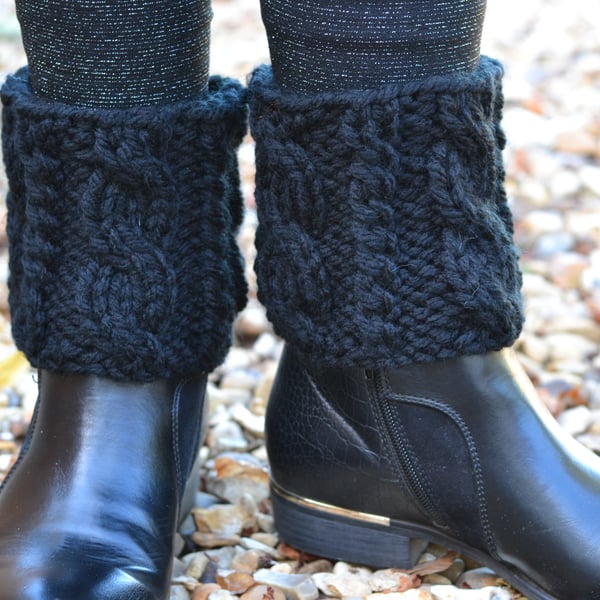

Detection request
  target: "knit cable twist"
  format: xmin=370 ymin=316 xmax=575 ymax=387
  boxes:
xmin=2 ymin=68 xmax=248 ymax=381
xmin=249 ymin=56 xmax=523 ymax=367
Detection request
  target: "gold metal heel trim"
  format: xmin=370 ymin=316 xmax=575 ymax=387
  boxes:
xmin=272 ymin=482 xmax=391 ymax=527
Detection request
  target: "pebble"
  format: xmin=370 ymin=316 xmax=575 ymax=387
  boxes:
xmin=192 ymin=494 xmax=258 ymax=543
xmin=312 ymin=572 xmax=372 ymax=598
xmin=184 ymin=553 xmax=211 ymax=579
xmin=236 ymin=304 xmax=272 ymax=339
xmin=170 ymin=586 xmax=191 ymax=600
xmin=368 ymin=592 xmax=433 ymax=600
xmin=577 ymin=433 xmax=600 ymax=452
xmin=429 ymin=587 xmax=512 ymax=600
xmin=216 ymin=570 xmax=256 ymax=593
xmin=205 ymin=454 xmax=270 ymax=505
xmin=296 ymin=559 xmax=334 ymax=575
xmin=231 ymin=403 xmax=265 ymax=437
xmin=250 ymin=533 xmax=278 ymax=547
xmin=208 ymin=590 xmax=237 ymax=600
xmin=544 ymin=333 xmax=597 ymax=362
xmin=369 ymin=569 xmax=418 ymax=593
xmin=253 ymin=569 xmax=319 ymax=600
xmin=206 ymin=421 xmax=249 ymax=453
xmin=207 ymin=383 xmax=253 ymax=409
xmin=240 ymin=584 xmax=287 ymax=600
xmin=455 ymin=568 xmax=501 ymax=589
xmin=253 ymin=333 xmax=280 ymax=359
xmin=202 ymin=547 xmax=238 ymax=570
xmin=192 ymin=584 xmax=222 ymax=600
xmin=533 ymin=231 xmax=575 ymax=257
xmin=221 ymin=370 xmax=260 ymax=392
xmin=557 ymin=405 xmax=593 ymax=436
xmin=240 ymin=537 xmax=281 ymax=559
xmin=440 ymin=557 xmax=465 ymax=583
xmin=518 ymin=333 xmax=549 ymax=363
xmin=256 ymin=513 xmax=275 ymax=534
xmin=580 ymin=166 xmax=600 ymax=196
xmin=231 ymin=550 xmax=270 ymax=573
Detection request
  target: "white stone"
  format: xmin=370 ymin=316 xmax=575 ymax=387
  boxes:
xmin=231 ymin=403 xmax=265 ymax=436
xmin=183 ymin=552 xmax=210 ymax=579
xmin=522 ymin=210 xmax=563 ymax=233
xmin=545 ymin=333 xmax=597 ymax=362
xmin=550 ymin=169 xmax=581 ymax=197
xmin=369 ymin=569 xmax=417 ymax=593
xmin=257 ymin=512 xmax=275 ymax=533
xmin=240 ymin=537 xmax=281 ymax=559
xmin=534 ymin=232 xmax=575 ymax=257
xmin=580 ymin=165 xmax=600 ymax=197
xmin=253 ymin=569 xmax=319 ymax=600
xmin=236 ymin=304 xmax=271 ymax=338
xmin=253 ymin=332 xmax=279 ymax=358
xmin=518 ymin=333 xmax=549 ymax=363
xmin=205 ymin=454 xmax=270 ymax=505
xmin=544 ymin=316 xmax=600 ymax=342
xmin=207 ymin=382 xmax=252 ymax=409
xmin=222 ymin=347 xmax=257 ymax=372
xmin=521 ymin=273 xmax=562 ymax=298
xmin=208 ymin=590 xmax=237 ymax=600
xmin=557 ymin=405 xmax=593 ymax=436
xmin=332 ymin=562 xmax=372 ymax=583
xmin=250 ymin=532 xmax=278 ymax=547
xmin=170 ymin=586 xmax=191 ymax=600
xmin=430 ymin=586 xmax=512 ymax=600
xmin=192 ymin=494 xmax=257 ymax=539
xmin=202 ymin=546 xmax=238 ymax=570
xmin=583 ymin=380 xmax=600 ymax=409
xmin=221 ymin=370 xmax=260 ymax=392
xmin=311 ymin=572 xmax=372 ymax=598
xmin=206 ymin=421 xmax=249 ymax=452
xmin=368 ymin=591 xmax=433 ymax=600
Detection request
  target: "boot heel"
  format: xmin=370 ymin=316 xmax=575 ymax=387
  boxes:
xmin=271 ymin=484 xmax=426 ymax=569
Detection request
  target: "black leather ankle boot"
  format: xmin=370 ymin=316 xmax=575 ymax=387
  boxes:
xmin=266 ymin=346 xmax=600 ymax=600
xmin=249 ymin=58 xmax=600 ymax=599
xmin=0 ymin=371 xmax=207 ymax=600
xmin=0 ymin=68 xmax=248 ymax=598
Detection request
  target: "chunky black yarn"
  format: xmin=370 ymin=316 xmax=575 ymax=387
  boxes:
xmin=249 ymin=56 xmax=523 ymax=368
xmin=2 ymin=68 xmax=248 ymax=381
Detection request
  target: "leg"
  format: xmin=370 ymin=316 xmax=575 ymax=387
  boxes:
xmin=0 ymin=2 xmax=247 ymax=598
xmin=249 ymin=3 xmax=600 ymax=599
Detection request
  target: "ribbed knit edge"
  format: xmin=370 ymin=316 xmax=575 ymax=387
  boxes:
xmin=248 ymin=56 xmax=524 ymax=368
xmin=2 ymin=67 xmax=248 ymax=381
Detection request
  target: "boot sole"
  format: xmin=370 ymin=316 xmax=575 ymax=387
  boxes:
xmin=271 ymin=482 xmax=558 ymax=600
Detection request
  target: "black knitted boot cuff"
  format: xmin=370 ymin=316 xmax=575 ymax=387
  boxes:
xmin=248 ymin=56 xmax=524 ymax=368
xmin=2 ymin=68 xmax=248 ymax=381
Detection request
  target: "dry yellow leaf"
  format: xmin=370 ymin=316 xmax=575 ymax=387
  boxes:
xmin=0 ymin=351 xmax=29 ymax=389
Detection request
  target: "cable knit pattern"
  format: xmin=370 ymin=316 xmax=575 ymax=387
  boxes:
xmin=249 ymin=56 xmax=523 ymax=367
xmin=2 ymin=68 xmax=248 ymax=381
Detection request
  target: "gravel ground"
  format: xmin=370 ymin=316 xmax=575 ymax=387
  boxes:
xmin=0 ymin=1 xmax=599 ymax=599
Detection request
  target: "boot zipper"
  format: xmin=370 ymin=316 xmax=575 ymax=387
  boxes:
xmin=367 ymin=368 xmax=448 ymax=529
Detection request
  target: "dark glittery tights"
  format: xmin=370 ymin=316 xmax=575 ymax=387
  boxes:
xmin=15 ymin=0 xmax=486 ymax=105
xmin=15 ymin=0 xmax=212 ymax=108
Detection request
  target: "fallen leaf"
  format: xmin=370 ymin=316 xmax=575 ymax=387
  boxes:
xmin=0 ymin=351 xmax=29 ymax=389
xmin=407 ymin=551 xmax=459 ymax=577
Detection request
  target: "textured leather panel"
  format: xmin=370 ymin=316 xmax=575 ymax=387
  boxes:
xmin=267 ymin=346 xmax=429 ymax=523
